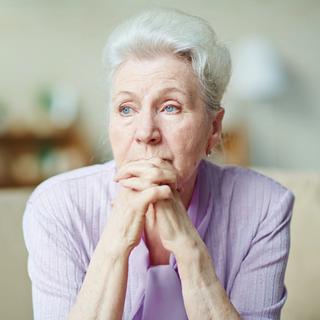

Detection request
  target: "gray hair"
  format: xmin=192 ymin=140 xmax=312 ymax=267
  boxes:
xmin=102 ymin=8 xmax=232 ymax=114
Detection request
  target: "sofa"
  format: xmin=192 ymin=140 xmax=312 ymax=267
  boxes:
xmin=0 ymin=168 xmax=319 ymax=319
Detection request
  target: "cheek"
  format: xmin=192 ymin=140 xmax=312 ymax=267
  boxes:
xmin=165 ymin=117 xmax=209 ymax=179
xmin=108 ymin=119 xmax=131 ymax=161
xmin=170 ymin=118 xmax=209 ymax=155
xmin=108 ymin=120 xmax=120 ymax=147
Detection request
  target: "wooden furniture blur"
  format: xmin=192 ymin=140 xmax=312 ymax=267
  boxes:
xmin=211 ymin=124 xmax=250 ymax=167
xmin=0 ymin=127 xmax=92 ymax=188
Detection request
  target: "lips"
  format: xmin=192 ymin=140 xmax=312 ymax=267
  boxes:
xmin=136 ymin=156 xmax=172 ymax=163
xmin=132 ymin=156 xmax=172 ymax=163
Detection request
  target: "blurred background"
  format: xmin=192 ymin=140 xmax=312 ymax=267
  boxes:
xmin=0 ymin=0 xmax=319 ymax=319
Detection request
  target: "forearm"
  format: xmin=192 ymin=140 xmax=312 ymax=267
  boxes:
xmin=176 ymin=240 xmax=241 ymax=320
xmin=68 ymin=229 xmax=130 ymax=320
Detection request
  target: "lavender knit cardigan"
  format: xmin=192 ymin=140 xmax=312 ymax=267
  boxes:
xmin=23 ymin=160 xmax=295 ymax=319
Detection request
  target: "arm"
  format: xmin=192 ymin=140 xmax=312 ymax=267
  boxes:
xmin=23 ymin=200 xmax=86 ymax=320
xmin=229 ymin=189 xmax=294 ymax=319
xmin=24 ymin=198 xmax=131 ymax=320
xmin=69 ymin=182 xmax=169 ymax=319
xmin=176 ymin=239 xmax=241 ymax=320
xmin=23 ymin=182 xmax=172 ymax=320
xmin=176 ymin=188 xmax=294 ymax=320
xmin=68 ymin=228 xmax=130 ymax=320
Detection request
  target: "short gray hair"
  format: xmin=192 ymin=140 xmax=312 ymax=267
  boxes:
xmin=102 ymin=8 xmax=232 ymax=113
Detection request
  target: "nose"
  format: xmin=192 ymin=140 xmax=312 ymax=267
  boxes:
xmin=135 ymin=110 xmax=161 ymax=145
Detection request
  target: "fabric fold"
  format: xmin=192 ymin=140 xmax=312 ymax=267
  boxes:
xmin=141 ymin=265 xmax=187 ymax=320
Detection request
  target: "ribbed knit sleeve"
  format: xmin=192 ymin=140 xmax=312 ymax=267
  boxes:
xmin=23 ymin=191 xmax=86 ymax=320
xmin=230 ymin=187 xmax=295 ymax=319
xmin=22 ymin=163 xmax=114 ymax=320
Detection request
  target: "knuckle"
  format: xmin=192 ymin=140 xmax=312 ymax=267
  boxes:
xmin=156 ymin=185 xmax=172 ymax=198
xmin=162 ymin=184 xmax=172 ymax=194
xmin=147 ymin=168 xmax=160 ymax=181
xmin=151 ymin=157 xmax=162 ymax=166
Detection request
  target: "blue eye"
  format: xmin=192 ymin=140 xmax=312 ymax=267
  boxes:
xmin=120 ymin=106 xmax=133 ymax=116
xmin=163 ymin=105 xmax=178 ymax=113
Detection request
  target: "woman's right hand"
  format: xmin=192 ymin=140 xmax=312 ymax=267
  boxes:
xmin=103 ymin=158 xmax=177 ymax=254
xmin=103 ymin=161 xmax=174 ymax=254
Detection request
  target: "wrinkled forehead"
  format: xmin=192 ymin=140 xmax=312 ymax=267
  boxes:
xmin=110 ymin=55 xmax=201 ymax=102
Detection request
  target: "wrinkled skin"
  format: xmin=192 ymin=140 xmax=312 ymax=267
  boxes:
xmin=107 ymin=55 xmax=224 ymax=261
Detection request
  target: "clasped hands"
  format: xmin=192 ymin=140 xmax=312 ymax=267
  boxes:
xmin=106 ymin=157 xmax=200 ymax=258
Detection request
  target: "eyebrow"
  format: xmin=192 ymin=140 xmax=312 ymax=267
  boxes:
xmin=112 ymin=87 xmax=190 ymax=101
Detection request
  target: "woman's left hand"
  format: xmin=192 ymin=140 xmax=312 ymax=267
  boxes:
xmin=153 ymin=190 xmax=200 ymax=254
xmin=115 ymin=158 xmax=201 ymax=254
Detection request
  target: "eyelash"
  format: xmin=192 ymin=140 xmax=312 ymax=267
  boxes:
xmin=162 ymin=104 xmax=180 ymax=114
xmin=118 ymin=102 xmax=181 ymax=116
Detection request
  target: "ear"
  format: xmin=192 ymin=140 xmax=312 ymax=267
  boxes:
xmin=206 ymin=107 xmax=225 ymax=154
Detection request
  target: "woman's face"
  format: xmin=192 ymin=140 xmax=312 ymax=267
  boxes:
xmin=109 ymin=55 xmax=221 ymax=186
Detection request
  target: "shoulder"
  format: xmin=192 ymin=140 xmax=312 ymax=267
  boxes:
xmin=23 ymin=160 xmax=117 ymax=237
xmin=202 ymin=161 xmax=295 ymax=269
xmin=202 ymin=160 xmax=295 ymax=229
xmin=23 ymin=160 xmax=117 ymax=259
xmin=27 ymin=160 xmax=117 ymax=205
xmin=202 ymin=159 xmax=294 ymax=203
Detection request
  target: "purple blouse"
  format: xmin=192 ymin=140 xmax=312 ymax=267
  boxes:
xmin=23 ymin=159 xmax=294 ymax=319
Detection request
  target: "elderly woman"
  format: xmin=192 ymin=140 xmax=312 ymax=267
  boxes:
xmin=23 ymin=8 xmax=294 ymax=320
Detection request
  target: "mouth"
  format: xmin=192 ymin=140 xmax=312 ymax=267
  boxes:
xmin=134 ymin=156 xmax=172 ymax=163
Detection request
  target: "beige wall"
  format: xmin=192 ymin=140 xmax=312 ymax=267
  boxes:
xmin=1 ymin=0 xmax=319 ymax=168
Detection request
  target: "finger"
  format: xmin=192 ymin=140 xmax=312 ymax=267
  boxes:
xmin=118 ymin=177 xmax=158 ymax=191
xmin=145 ymin=203 xmax=156 ymax=229
xmin=119 ymin=171 xmax=177 ymax=188
xmin=116 ymin=166 xmax=177 ymax=188
xmin=145 ymin=157 xmax=175 ymax=170
xmin=115 ymin=158 xmax=176 ymax=180
xmin=115 ymin=161 xmax=155 ymax=180
xmin=136 ymin=185 xmax=173 ymax=213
